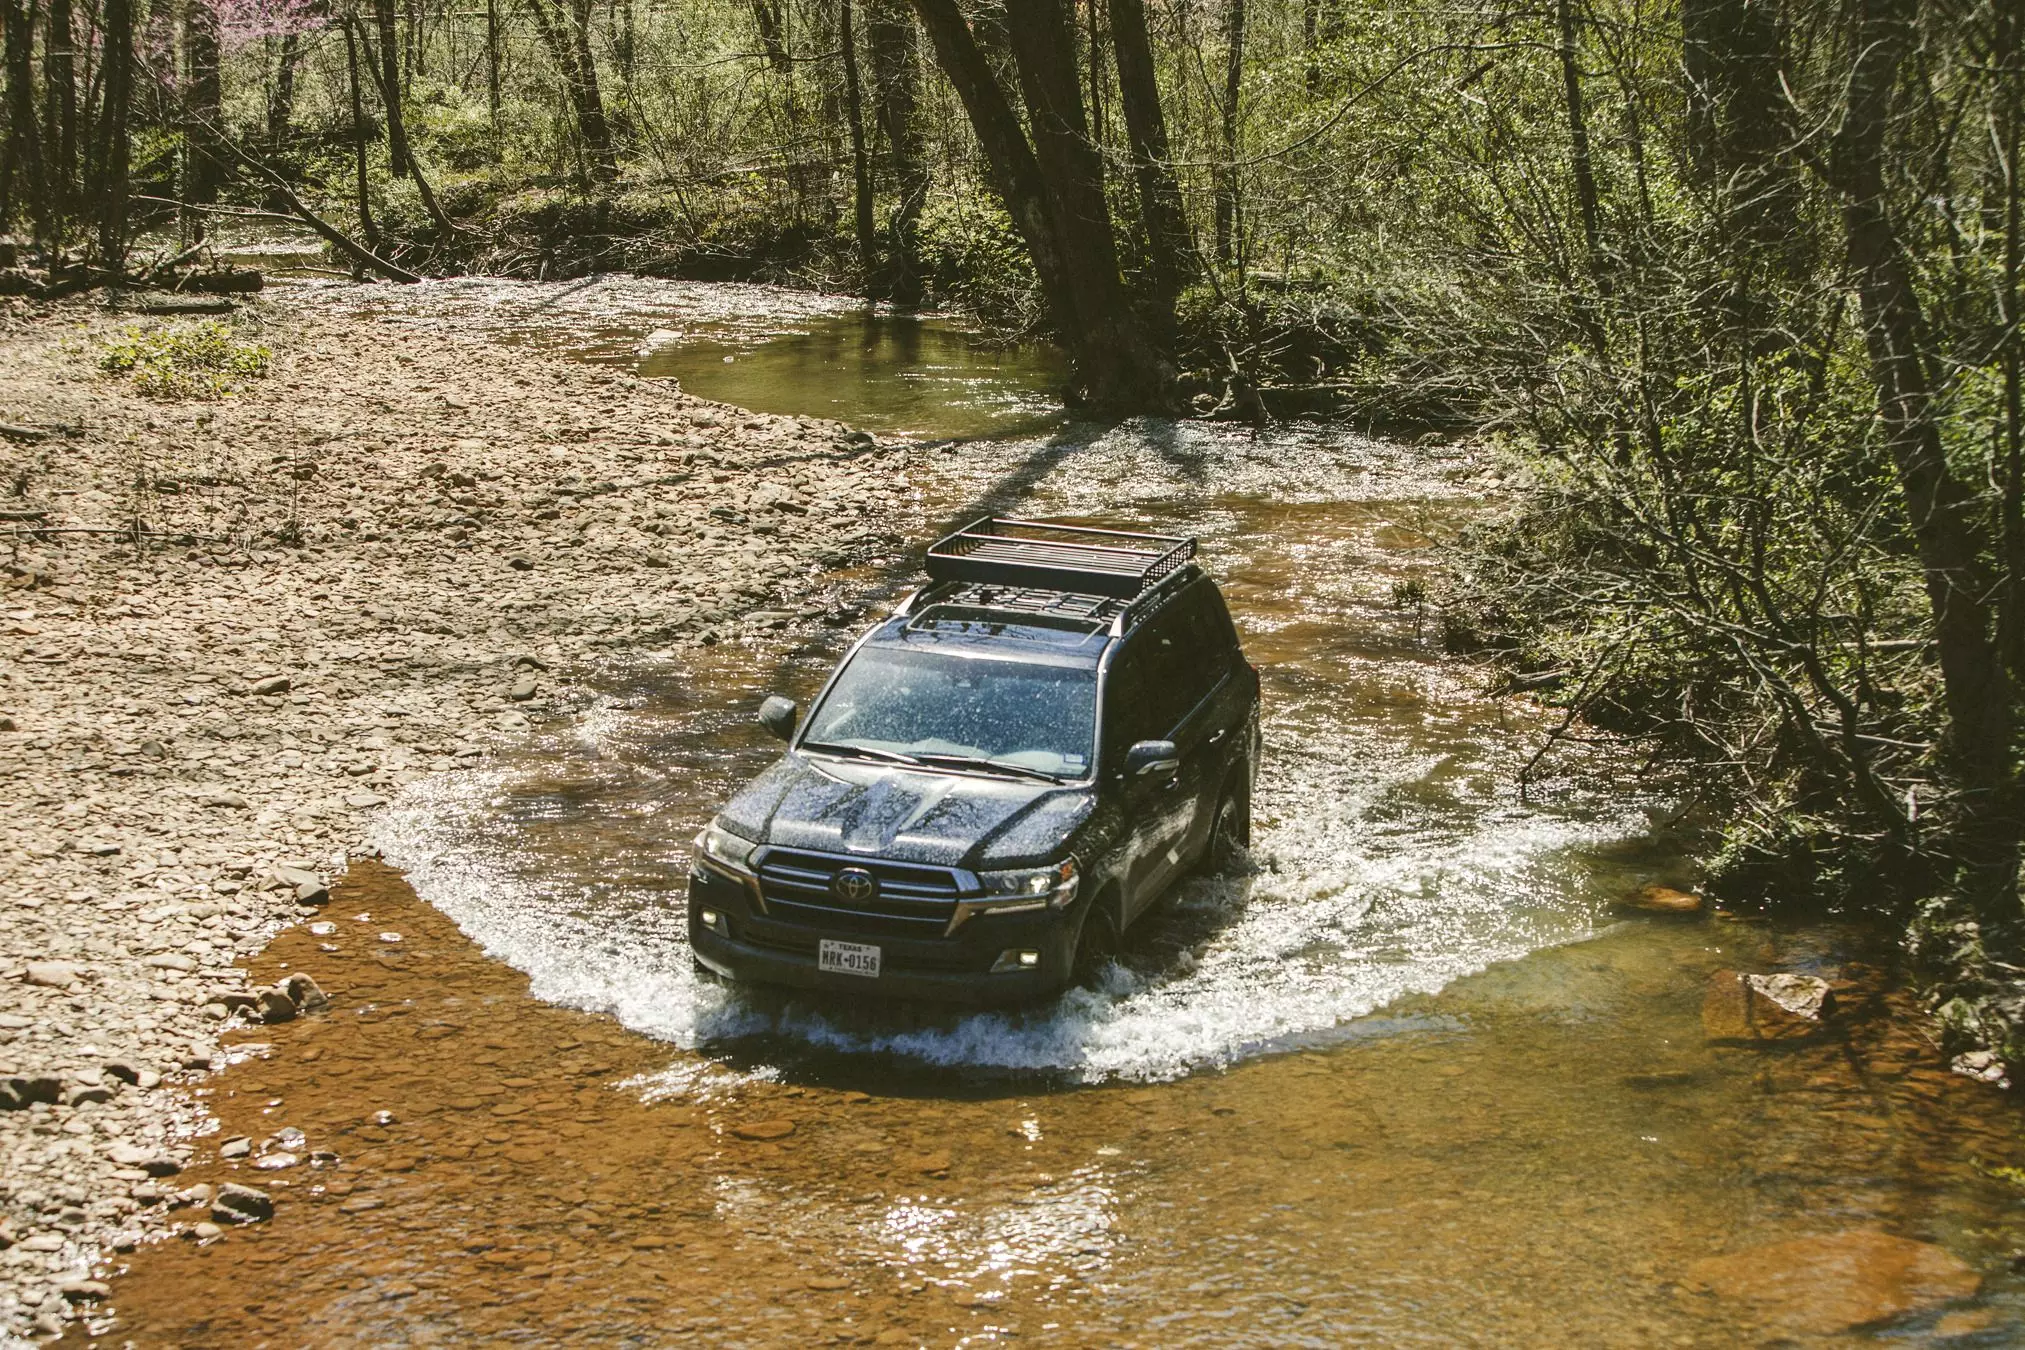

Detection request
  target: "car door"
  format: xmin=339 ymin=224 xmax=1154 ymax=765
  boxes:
xmin=1158 ymin=586 xmax=1236 ymax=871
xmin=1114 ymin=602 xmax=1222 ymax=924
xmin=1102 ymin=634 xmax=1197 ymax=920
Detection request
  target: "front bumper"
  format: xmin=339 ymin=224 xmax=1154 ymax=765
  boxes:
xmin=686 ymin=866 xmax=1078 ymax=1007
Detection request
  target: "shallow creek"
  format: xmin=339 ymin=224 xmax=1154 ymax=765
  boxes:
xmin=81 ymin=280 xmax=2025 ymax=1346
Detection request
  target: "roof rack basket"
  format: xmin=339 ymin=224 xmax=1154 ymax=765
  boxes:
xmin=924 ymin=517 xmax=1196 ymax=600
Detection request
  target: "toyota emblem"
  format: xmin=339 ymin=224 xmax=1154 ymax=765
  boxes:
xmin=831 ymin=867 xmax=878 ymax=904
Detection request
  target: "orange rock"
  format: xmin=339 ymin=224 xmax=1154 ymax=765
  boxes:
xmin=1687 ymin=1230 xmax=1980 ymax=1334
xmin=1703 ymin=970 xmax=1834 ymax=1042
xmin=1619 ymin=884 xmax=1704 ymax=915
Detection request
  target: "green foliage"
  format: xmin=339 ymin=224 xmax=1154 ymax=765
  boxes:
xmin=96 ymin=321 xmax=272 ymax=399
xmin=915 ymin=188 xmax=1041 ymax=333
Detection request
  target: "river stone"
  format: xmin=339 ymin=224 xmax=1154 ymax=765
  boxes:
xmin=1618 ymin=884 xmax=1704 ymax=915
xmin=1703 ymin=970 xmax=1834 ymax=1043
xmin=212 ymin=1183 xmax=274 ymax=1224
xmin=23 ymin=961 xmax=83 ymax=988
xmin=282 ymin=972 xmax=330 ymax=1013
xmin=730 ymin=1118 xmax=796 ymax=1141
xmin=256 ymin=988 xmax=298 ymax=1024
xmin=1687 ymin=1231 xmax=1980 ymax=1334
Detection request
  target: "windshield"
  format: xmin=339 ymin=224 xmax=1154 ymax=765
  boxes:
xmin=801 ymin=647 xmax=1096 ymax=780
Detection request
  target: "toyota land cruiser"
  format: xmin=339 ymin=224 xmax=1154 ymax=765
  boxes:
xmin=687 ymin=516 xmax=1261 ymax=1005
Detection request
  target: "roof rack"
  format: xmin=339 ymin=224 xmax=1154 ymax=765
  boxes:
xmin=924 ymin=517 xmax=1196 ymax=601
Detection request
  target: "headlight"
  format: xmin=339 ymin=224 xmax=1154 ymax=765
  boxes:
xmin=695 ymin=823 xmax=758 ymax=876
xmin=973 ymin=858 xmax=1079 ymax=913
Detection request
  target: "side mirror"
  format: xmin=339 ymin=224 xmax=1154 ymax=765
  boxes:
xmin=757 ymin=695 xmax=799 ymax=742
xmin=1125 ymin=739 xmax=1180 ymax=778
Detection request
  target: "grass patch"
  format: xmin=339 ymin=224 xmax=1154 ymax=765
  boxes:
xmin=97 ymin=320 xmax=271 ymax=399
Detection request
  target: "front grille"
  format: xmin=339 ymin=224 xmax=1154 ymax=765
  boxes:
xmin=756 ymin=849 xmax=964 ymax=936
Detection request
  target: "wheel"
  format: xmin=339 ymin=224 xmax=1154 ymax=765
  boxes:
xmin=1069 ymin=898 xmax=1119 ymax=987
xmin=1197 ymin=773 xmax=1250 ymax=876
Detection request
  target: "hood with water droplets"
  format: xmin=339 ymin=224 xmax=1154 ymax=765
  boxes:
xmin=717 ymin=752 xmax=1093 ymax=869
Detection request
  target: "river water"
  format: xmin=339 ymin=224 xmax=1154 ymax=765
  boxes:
xmin=86 ymin=278 xmax=2025 ymax=1346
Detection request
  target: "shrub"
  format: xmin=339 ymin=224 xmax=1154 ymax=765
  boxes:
xmin=96 ymin=320 xmax=272 ymax=399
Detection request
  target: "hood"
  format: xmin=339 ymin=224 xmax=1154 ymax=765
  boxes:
xmin=717 ymin=752 xmax=1094 ymax=869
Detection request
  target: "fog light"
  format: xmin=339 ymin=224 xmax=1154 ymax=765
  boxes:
xmin=992 ymin=948 xmax=1042 ymax=973
xmin=698 ymin=908 xmax=726 ymax=935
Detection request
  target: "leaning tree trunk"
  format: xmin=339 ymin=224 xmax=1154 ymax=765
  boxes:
xmin=1821 ymin=0 xmax=2020 ymax=924
xmin=1110 ymin=0 xmax=1194 ymax=321
xmin=866 ymin=0 xmax=927 ymax=305
xmin=911 ymin=0 xmax=1174 ymax=411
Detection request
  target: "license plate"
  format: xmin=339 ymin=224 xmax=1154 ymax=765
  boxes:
xmin=819 ymin=939 xmax=881 ymax=978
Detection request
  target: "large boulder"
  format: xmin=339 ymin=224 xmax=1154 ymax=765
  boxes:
xmin=1703 ymin=970 xmax=1834 ymax=1043
xmin=1687 ymin=1230 xmax=1980 ymax=1334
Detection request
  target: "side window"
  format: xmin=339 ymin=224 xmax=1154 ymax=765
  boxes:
xmin=1102 ymin=642 xmax=1158 ymax=765
xmin=1104 ymin=585 xmax=1238 ymax=762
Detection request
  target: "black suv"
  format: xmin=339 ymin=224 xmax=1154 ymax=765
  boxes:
xmin=687 ymin=517 xmax=1261 ymax=1005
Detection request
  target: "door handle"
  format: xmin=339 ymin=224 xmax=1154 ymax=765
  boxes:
xmin=1207 ymin=728 xmax=1228 ymax=746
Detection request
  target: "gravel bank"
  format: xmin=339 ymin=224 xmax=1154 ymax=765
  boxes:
xmin=0 ymin=286 xmax=941 ymax=1342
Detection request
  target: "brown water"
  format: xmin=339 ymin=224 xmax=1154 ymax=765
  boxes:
xmin=77 ymin=285 xmax=2025 ymax=1347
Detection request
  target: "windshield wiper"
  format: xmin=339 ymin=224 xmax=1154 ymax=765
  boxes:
xmin=911 ymin=753 xmax=1065 ymax=783
xmin=801 ymin=741 xmax=925 ymax=767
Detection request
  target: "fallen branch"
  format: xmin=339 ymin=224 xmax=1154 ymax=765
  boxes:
xmin=0 ymin=423 xmax=52 ymax=442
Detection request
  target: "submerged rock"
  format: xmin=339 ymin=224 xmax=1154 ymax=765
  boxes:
xmin=1703 ymin=970 xmax=1834 ymax=1043
xmin=1617 ymin=884 xmax=1704 ymax=915
xmin=1686 ymin=1230 xmax=1980 ymax=1334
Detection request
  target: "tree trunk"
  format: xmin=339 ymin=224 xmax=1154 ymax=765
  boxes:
xmin=267 ymin=31 xmax=300 ymax=150
xmin=94 ymin=0 xmax=130 ymax=264
xmin=1822 ymin=0 xmax=2019 ymax=917
xmin=1213 ymin=0 xmax=1242 ymax=265
xmin=182 ymin=0 xmax=223 ymax=220
xmin=372 ymin=0 xmax=410 ymax=176
xmin=1084 ymin=0 xmax=1102 ymax=148
xmin=1109 ymin=0 xmax=1192 ymax=316
xmin=1302 ymin=0 xmax=1318 ymax=93
xmin=528 ymin=0 xmax=615 ymax=182
xmin=1681 ymin=0 xmax=1800 ymax=266
xmin=567 ymin=0 xmax=615 ymax=176
xmin=343 ymin=17 xmax=379 ymax=252
xmin=866 ymin=0 xmax=926 ymax=305
xmin=839 ymin=0 xmax=875 ymax=286
xmin=1553 ymin=0 xmax=1604 ymax=286
xmin=486 ymin=0 xmax=501 ymax=150
xmin=3 ymin=0 xmax=47 ymax=238
xmin=912 ymin=0 xmax=1172 ymax=410
xmin=42 ymin=0 xmax=73 ymax=218
xmin=750 ymin=0 xmax=790 ymax=75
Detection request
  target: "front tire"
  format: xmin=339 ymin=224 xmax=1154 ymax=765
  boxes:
xmin=1198 ymin=773 xmax=1250 ymax=876
xmin=1069 ymin=898 xmax=1119 ymax=988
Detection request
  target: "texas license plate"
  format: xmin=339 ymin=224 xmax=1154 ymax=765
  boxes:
xmin=819 ymin=939 xmax=881 ymax=978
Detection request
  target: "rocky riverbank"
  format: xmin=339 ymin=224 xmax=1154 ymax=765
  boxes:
xmin=0 ymin=284 xmax=940 ymax=1342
